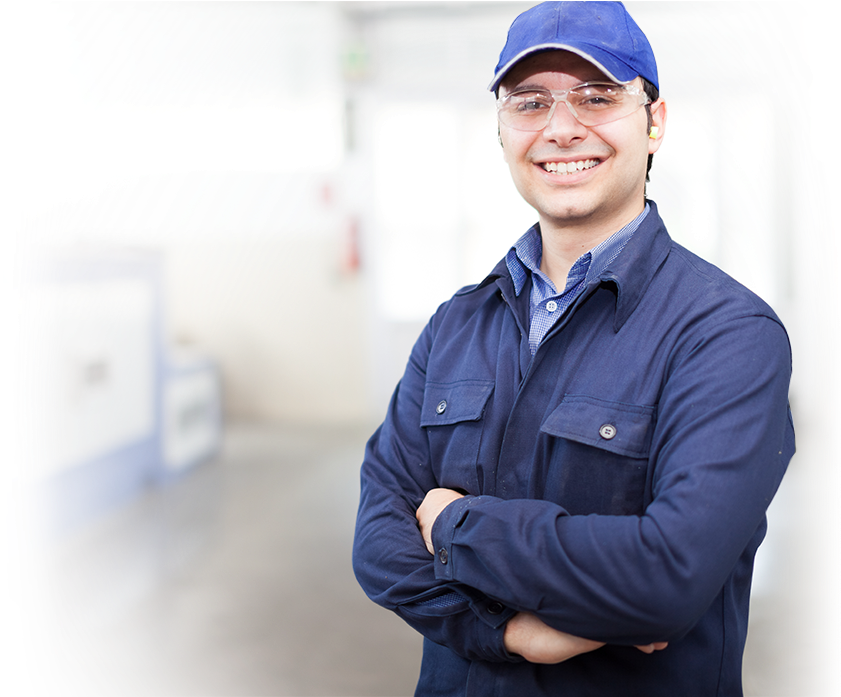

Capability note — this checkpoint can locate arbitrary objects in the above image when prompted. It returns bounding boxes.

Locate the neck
[537,200,646,288]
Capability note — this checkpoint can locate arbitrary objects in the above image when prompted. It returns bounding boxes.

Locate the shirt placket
[529,258,589,353]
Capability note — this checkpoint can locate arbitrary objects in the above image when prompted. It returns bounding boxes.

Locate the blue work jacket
[353,202,795,696]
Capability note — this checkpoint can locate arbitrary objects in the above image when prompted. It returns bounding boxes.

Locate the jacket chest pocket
[539,395,655,515]
[420,379,494,494]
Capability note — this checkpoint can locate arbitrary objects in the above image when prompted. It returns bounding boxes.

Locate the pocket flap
[541,395,655,458]
[421,379,494,427]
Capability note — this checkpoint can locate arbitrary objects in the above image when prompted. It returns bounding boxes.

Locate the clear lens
[497,83,649,131]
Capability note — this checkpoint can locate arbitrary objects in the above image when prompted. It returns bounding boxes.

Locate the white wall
[164,233,365,422]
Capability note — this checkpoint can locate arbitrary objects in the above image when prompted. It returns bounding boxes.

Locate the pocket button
[599,424,617,440]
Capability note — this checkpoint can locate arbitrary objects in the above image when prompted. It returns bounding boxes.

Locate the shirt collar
[505,203,650,297]
[465,201,672,333]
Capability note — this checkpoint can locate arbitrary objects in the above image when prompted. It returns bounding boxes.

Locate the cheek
[499,132,515,164]
[499,128,533,164]
[596,116,648,158]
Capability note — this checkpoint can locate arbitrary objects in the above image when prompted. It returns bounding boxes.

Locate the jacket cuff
[471,606,523,662]
[431,495,478,581]
[429,496,522,662]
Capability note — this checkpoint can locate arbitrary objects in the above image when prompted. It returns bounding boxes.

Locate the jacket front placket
[490,275,612,500]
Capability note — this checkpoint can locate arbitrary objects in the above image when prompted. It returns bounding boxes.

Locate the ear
[648,98,667,154]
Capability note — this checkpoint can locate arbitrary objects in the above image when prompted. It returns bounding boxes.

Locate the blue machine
[15,243,221,554]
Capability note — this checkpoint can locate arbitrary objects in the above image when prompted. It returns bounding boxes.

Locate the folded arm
[356,308,793,654]
[417,488,668,661]
[354,317,665,663]
[426,316,794,644]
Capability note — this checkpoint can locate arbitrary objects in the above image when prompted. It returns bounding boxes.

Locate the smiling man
[353,3,794,696]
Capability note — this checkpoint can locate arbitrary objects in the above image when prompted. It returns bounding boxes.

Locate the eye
[509,91,552,113]
[573,85,624,109]
[577,94,622,109]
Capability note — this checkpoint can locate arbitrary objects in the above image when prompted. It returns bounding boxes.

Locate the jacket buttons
[599,424,617,440]
[487,601,504,615]
[437,548,449,564]
[436,400,447,415]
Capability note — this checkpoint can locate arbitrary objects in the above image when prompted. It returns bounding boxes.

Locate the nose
[542,96,589,146]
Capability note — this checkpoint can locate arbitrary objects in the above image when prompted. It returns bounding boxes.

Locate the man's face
[499,50,665,235]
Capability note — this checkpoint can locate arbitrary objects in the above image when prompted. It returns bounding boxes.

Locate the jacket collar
[596,199,671,332]
[460,200,672,332]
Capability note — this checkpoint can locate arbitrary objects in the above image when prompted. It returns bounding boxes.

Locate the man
[353,2,795,695]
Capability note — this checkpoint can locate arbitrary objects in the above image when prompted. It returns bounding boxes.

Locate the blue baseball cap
[489,1,659,92]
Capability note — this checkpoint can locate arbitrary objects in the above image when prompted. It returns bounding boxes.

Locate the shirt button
[437,548,449,565]
[436,400,447,415]
[599,424,617,440]
[546,300,558,312]
[487,601,504,615]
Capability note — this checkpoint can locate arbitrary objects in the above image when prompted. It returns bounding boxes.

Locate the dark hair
[642,77,659,183]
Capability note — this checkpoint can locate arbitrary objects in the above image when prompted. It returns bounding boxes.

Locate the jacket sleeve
[429,313,795,645]
[352,313,519,662]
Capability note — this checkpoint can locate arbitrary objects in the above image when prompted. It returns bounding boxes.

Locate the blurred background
[1,1,838,695]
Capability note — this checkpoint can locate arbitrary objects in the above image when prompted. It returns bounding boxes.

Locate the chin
[542,201,598,225]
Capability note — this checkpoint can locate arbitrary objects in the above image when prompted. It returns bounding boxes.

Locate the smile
[541,159,600,175]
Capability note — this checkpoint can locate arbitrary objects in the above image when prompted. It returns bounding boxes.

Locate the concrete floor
[29,421,804,696]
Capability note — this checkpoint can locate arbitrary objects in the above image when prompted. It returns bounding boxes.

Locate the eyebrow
[505,79,623,95]
[507,82,550,93]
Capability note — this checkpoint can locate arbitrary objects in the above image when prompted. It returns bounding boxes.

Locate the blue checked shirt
[506,204,650,354]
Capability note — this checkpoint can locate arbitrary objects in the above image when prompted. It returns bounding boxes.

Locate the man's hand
[504,613,668,664]
[504,612,604,664]
[416,488,465,554]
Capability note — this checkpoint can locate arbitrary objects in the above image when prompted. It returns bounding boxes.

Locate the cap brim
[488,43,636,92]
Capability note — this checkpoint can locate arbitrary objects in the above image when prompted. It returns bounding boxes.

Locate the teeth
[543,159,599,174]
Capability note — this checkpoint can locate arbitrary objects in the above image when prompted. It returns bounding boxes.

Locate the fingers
[416,488,465,555]
[634,642,669,654]
[419,527,434,555]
